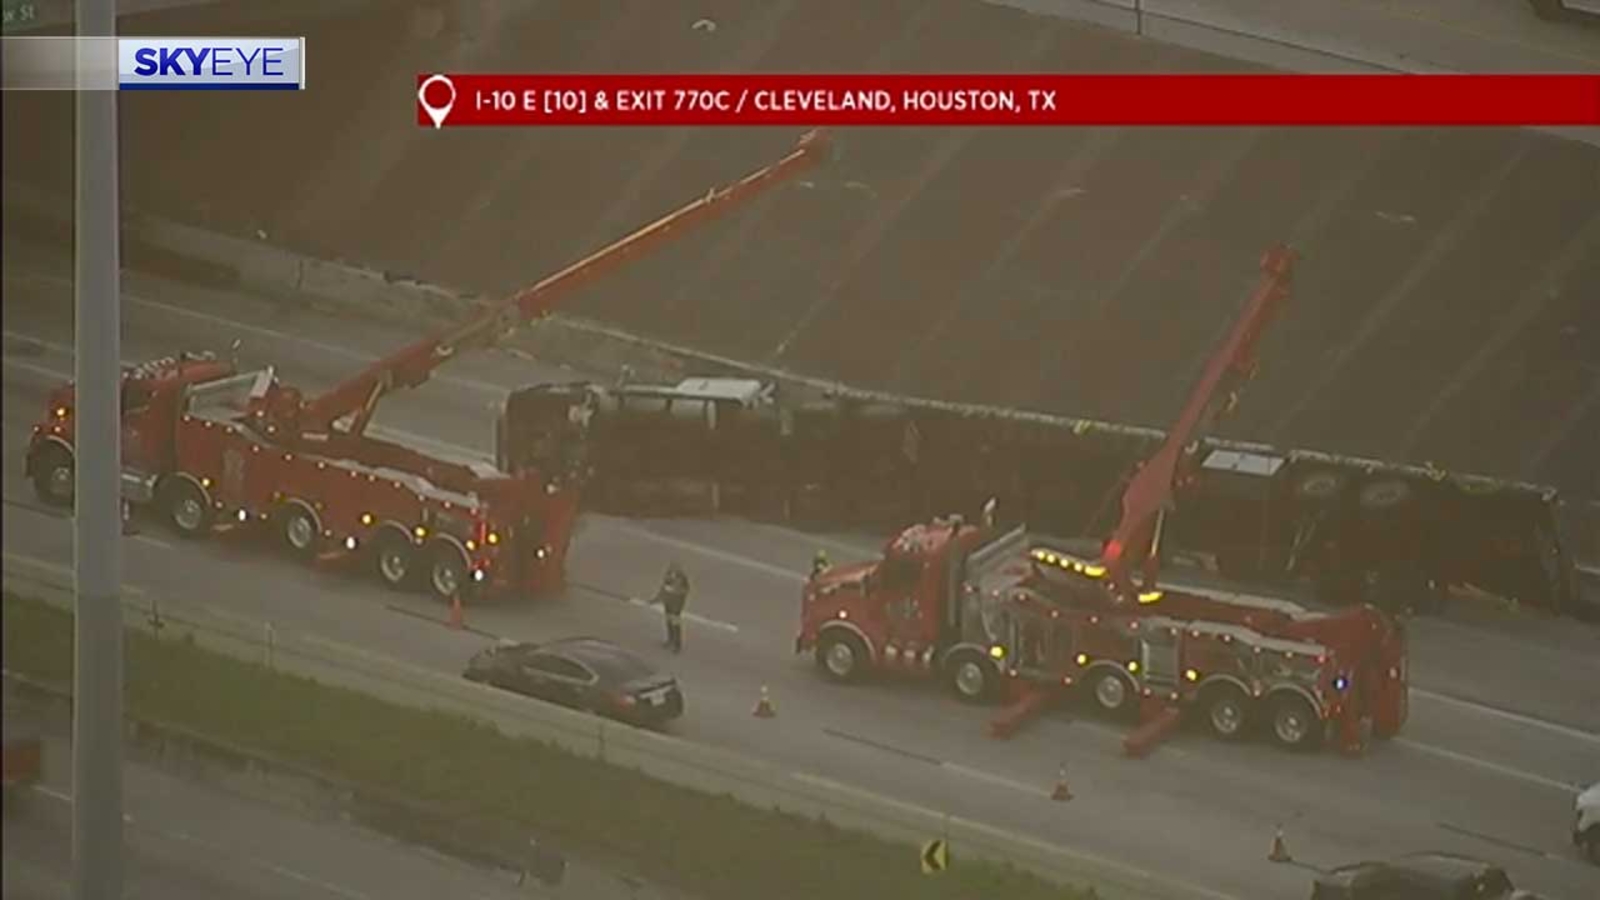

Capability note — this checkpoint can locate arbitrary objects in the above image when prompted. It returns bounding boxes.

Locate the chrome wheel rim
[174,497,204,531]
[1210,699,1243,736]
[286,515,315,550]
[825,641,856,678]
[1095,674,1126,710]
[48,465,73,499]
[380,549,409,584]
[433,561,460,597]
[954,661,987,698]
[1274,707,1309,745]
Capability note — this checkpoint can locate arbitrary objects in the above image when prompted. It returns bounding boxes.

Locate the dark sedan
[1311,852,1544,900]
[464,637,684,726]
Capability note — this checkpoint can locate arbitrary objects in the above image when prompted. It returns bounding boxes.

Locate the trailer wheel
[30,444,75,507]
[1200,685,1252,741]
[161,478,212,538]
[427,543,469,601]
[373,531,415,590]
[277,504,320,557]
[815,631,868,684]
[945,651,999,704]
[1087,668,1136,719]
[1266,693,1323,752]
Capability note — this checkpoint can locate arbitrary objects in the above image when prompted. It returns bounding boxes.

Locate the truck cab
[26,351,238,508]
[796,516,1020,702]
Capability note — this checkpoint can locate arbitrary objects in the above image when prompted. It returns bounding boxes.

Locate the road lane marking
[1409,687,1600,747]
[1435,821,1560,861]
[571,580,742,633]
[941,761,1050,798]
[127,295,502,399]
[605,518,807,583]
[788,771,1243,900]
[822,727,944,766]
[1394,738,1581,795]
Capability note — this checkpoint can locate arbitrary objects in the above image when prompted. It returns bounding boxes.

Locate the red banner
[414,73,1600,128]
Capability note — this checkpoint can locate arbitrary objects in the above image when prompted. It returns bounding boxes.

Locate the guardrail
[1,551,1217,900]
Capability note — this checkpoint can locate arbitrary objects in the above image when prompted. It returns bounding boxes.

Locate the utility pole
[73,1,124,898]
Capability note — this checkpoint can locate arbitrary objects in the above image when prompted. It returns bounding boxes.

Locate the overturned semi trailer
[498,376,1590,620]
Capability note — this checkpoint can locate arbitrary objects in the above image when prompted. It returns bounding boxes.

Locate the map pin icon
[418,74,456,129]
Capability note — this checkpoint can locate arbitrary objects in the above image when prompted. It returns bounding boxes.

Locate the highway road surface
[999,0,1600,73]
[3,244,1598,900]
[1,737,540,900]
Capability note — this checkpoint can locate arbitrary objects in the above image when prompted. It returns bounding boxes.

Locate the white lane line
[1394,738,1582,795]
[133,534,176,551]
[788,771,1243,900]
[1409,688,1600,747]
[1,355,74,381]
[606,519,807,584]
[620,594,740,633]
[127,295,502,399]
[941,761,1048,798]
[154,827,375,900]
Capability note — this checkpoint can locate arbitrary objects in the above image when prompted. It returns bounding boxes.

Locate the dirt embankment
[4,0,1597,494]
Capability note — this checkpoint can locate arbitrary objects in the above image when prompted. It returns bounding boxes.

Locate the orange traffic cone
[448,592,464,630]
[753,685,776,719]
[1268,825,1292,863]
[1050,765,1073,802]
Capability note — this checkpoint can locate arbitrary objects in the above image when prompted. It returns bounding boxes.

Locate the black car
[1310,852,1543,900]
[464,637,684,726]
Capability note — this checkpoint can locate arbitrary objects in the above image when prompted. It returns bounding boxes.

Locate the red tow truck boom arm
[298,129,834,436]
[1100,244,1295,593]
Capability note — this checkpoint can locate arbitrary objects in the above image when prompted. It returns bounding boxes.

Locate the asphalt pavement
[3,249,1598,900]
[1,737,538,900]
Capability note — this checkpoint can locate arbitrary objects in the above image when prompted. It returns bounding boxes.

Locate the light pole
[73,1,125,898]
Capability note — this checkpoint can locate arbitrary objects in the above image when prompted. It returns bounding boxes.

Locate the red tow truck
[24,131,831,601]
[795,247,1409,754]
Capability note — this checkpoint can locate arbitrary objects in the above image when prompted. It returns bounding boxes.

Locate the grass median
[2,591,1100,900]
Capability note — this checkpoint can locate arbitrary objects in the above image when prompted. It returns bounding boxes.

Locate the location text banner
[416,73,1600,128]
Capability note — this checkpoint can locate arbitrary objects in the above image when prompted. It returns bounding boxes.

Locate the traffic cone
[1268,825,1292,863]
[1050,765,1072,802]
[448,592,464,630]
[752,685,776,718]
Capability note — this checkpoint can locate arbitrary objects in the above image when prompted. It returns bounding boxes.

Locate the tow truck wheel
[427,544,469,601]
[373,532,415,590]
[1201,685,1252,741]
[1267,694,1322,752]
[31,445,75,507]
[161,479,212,538]
[1088,669,1135,719]
[278,505,319,557]
[946,652,998,704]
[816,631,867,684]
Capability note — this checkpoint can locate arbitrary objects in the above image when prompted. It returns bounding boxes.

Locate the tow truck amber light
[201,477,213,488]
[1082,564,1106,578]
[1075,653,1090,666]
[465,540,477,551]
[1127,660,1140,673]
[360,513,374,526]
[1184,668,1199,682]
[486,531,500,545]
[413,525,428,539]
[54,407,68,418]
[535,545,549,560]
[1137,590,1163,604]
[988,645,1005,660]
